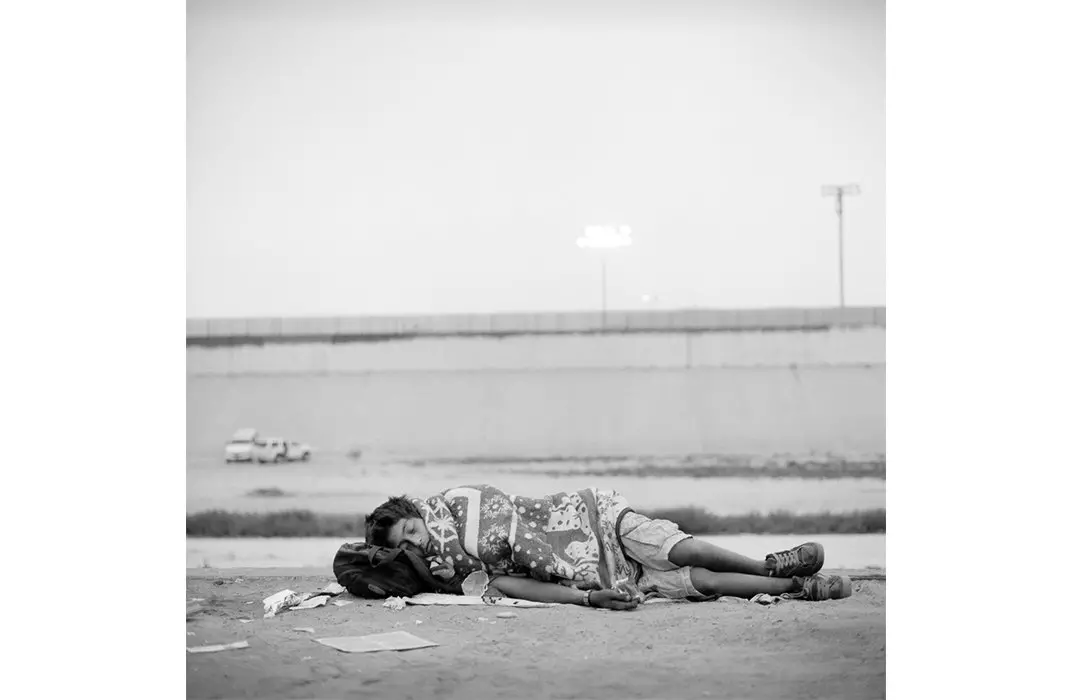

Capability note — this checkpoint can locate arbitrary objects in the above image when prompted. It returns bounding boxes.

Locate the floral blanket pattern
[412,485,636,591]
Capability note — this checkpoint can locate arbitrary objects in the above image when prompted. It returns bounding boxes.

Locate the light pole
[577,225,633,329]
[601,257,608,326]
[821,184,861,308]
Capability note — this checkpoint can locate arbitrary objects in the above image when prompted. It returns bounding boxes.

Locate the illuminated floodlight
[575,224,633,329]
[576,224,633,249]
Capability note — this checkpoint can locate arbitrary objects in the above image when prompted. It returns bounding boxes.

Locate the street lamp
[821,184,861,308]
[576,224,633,329]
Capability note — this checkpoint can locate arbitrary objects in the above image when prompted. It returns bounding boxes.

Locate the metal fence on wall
[187,307,886,344]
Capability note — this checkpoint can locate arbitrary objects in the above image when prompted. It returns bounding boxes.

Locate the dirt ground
[186,568,885,700]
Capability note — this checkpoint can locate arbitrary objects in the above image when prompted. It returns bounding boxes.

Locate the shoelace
[769,549,801,575]
[783,576,820,600]
[802,576,835,600]
[782,578,808,599]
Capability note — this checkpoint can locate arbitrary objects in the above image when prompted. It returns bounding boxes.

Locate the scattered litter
[332,600,353,607]
[238,619,253,624]
[301,656,312,661]
[293,596,329,610]
[293,627,315,633]
[244,601,254,605]
[316,631,438,654]
[233,577,244,584]
[415,620,423,625]
[462,571,490,597]
[264,589,297,608]
[496,612,518,619]
[749,594,787,606]
[187,640,250,654]
[188,598,205,603]
[383,597,406,611]
[318,583,346,596]
[263,589,305,618]
[477,617,489,622]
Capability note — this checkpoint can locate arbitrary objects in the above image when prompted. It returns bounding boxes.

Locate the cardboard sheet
[405,593,554,608]
[315,631,438,653]
[187,640,250,654]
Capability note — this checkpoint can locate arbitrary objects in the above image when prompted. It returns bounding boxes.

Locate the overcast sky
[187,0,884,319]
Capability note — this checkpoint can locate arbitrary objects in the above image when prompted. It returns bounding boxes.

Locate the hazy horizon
[188,0,885,319]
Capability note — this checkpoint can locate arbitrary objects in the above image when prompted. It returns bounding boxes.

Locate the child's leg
[689,568,797,599]
[667,538,769,576]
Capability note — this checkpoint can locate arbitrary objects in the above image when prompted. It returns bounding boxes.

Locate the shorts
[618,511,714,601]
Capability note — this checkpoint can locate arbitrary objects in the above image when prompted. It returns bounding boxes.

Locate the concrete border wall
[187,365,885,459]
[187,328,885,377]
[187,309,885,459]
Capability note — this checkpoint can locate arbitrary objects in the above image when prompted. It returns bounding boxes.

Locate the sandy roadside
[186,568,885,700]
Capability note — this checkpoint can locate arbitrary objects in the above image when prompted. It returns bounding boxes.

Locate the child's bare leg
[689,568,797,599]
[668,538,768,576]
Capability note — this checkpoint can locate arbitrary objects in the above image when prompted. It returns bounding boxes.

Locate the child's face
[386,517,430,554]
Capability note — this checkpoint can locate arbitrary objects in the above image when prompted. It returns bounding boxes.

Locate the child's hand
[613,578,643,603]
[426,555,456,580]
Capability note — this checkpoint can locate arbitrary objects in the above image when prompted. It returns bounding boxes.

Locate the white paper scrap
[294,595,329,610]
[187,640,250,654]
[315,632,438,654]
[263,589,303,618]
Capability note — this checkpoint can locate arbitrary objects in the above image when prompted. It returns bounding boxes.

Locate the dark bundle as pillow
[332,542,463,599]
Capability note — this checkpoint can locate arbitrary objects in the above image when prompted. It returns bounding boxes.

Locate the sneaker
[787,573,853,601]
[765,542,825,578]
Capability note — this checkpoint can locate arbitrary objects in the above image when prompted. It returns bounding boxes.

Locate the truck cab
[224,428,261,463]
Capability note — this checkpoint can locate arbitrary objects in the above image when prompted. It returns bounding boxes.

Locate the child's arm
[488,576,639,610]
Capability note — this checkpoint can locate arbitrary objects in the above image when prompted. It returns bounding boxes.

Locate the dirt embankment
[186,568,886,700]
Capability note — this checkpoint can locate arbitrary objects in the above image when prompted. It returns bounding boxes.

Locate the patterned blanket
[411,485,637,591]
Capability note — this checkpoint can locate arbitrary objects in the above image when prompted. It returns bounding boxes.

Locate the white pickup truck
[224,429,312,463]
